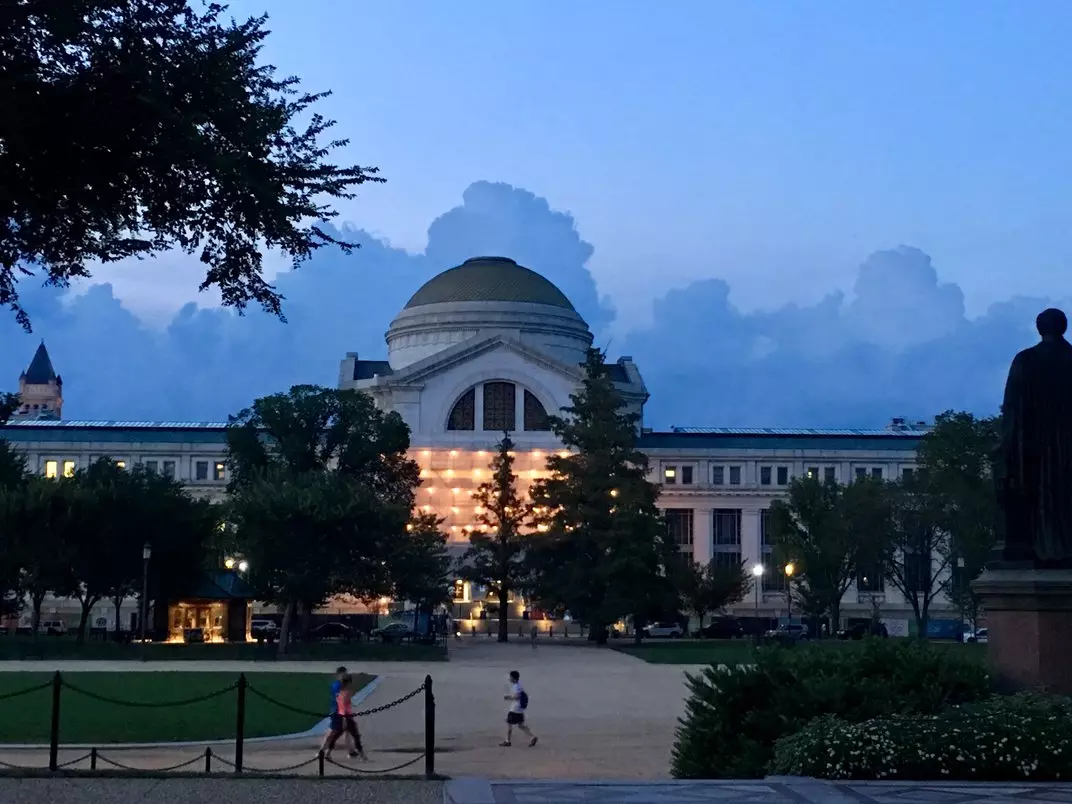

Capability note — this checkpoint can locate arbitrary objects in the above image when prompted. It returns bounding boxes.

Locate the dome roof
[404,257,575,311]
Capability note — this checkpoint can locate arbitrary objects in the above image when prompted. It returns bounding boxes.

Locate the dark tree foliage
[458,432,530,643]
[678,559,752,632]
[393,512,452,636]
[0,0,383,329]
[527,348,677,644]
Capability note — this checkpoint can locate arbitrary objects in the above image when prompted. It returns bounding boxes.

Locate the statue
[997,308,1072,567]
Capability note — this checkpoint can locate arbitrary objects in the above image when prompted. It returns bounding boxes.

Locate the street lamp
[784,562,796,624]
[751,564,765,620]
[140,543,152,642]
[237,560,249,573]
[224,557,235,570]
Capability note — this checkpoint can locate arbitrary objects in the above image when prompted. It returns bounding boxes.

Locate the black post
[318,750,325,777]
[90,747,97,771]
[234,673,247,774]
[424,674,435,779]
[48,671,61,771]
[204,746,212,773]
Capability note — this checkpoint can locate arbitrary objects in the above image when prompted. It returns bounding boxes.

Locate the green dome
[403,257,575,311]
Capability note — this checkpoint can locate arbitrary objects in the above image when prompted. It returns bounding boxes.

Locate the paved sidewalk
[445,778,1072,804]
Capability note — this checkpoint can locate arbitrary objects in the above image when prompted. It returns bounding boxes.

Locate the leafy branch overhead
[0,0,383,330]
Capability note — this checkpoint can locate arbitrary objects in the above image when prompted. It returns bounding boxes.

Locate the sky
[2,1,1070,428]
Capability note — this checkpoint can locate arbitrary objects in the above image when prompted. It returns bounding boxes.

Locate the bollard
[424,675,435,779]
[234,673,247,773]
[48,671,61,771]
[318,749,325,777]
[90,747,97,771]
[204,746,212,773]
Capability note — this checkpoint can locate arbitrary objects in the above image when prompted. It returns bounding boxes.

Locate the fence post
[90,747,97,771]
[204,746,212,773]
[234,673,247,774]
[424,674,435,779]
[318,749,325,777]
[48,671,61,771]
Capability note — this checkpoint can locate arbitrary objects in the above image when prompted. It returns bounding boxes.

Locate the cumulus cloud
[0,180,1056,428]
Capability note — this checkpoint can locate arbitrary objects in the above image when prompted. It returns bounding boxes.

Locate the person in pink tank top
[322,674,367,760]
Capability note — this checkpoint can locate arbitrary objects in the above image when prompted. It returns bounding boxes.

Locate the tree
[226,385,420,645]
[768,475,893,631]
[0,476,78,633]
[678,559,752,632]
[1,0,383,330]
[392,513,451,637]
[527,348,678,644]
[0,393,26,491]
[229,468,398,650]
[916,411,1000,629]
[458,432,530,643]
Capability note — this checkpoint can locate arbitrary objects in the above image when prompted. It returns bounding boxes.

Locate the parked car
[836,622,889,640]
[963,627,988,644]
[309,622,355,642]
[693,617,744,639]
[765,624,809,644]
[643,622,684,638]
[38,620,67,636]
[250,619,279,641]
[371,621,414,643]
[183,627,205,643]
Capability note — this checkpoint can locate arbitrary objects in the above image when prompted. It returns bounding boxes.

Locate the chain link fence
[0,671,436,778]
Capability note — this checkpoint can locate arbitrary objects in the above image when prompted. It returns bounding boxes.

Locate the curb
[0,675,384,751]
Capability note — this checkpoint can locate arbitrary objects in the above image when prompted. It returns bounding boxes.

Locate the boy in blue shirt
[318,666,348,756]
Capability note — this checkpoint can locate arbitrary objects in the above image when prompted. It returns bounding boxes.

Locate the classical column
[692,508,712,566]
[741,508,762,569]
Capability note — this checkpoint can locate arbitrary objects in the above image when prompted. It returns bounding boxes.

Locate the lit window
[446,469,455,478]
[473,469,482,478]
[807,467,818,479]
[422,505,432,513]
[63,461,76,478]
[44,460,58,479]
[664,466,677,484]
[419,469,430,478]
[426,487,436,494]
[452,487,461,495]
[116,461,127,470]
[213,462,226,481]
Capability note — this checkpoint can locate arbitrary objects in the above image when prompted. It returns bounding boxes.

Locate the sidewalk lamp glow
[751,564,765,578]
[784,562,796,578]
[224,557,235,570]
[237,560,249,573]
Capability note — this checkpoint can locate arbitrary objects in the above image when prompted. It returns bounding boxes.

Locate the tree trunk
[278,599,298,656]
[30,591,45,637]
[76,598,95,644]
[112,595,123,640]
[497,587,509,643]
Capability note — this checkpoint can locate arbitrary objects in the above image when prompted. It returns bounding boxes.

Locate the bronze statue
[997,308,1072,567]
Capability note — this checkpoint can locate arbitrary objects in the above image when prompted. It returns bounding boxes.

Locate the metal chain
[0,757,41,770]
[325,752,426,774]
[61,679,237,708]
[0,680,53,702]
[213,753,320,774]
[244,680,425,719]
[55,752,93,769]
[95,752,207,773]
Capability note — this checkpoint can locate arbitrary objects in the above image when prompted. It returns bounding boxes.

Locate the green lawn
[616,638,988,665]
[0,671,374,744]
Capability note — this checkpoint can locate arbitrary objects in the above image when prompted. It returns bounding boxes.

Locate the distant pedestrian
[530,623,538,650]
[500,670,537,747]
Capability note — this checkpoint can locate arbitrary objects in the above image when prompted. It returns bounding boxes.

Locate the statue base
[972,568,1072,694]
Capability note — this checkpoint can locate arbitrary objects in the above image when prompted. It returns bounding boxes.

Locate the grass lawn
[0,671,374,744]
[616,638,989,665]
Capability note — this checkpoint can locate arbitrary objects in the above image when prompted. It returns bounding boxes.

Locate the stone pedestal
[972,568,1072,694]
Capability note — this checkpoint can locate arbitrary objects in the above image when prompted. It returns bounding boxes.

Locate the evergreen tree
[527,348,677,644]
[393,512,452,636]
[458,432,529,643]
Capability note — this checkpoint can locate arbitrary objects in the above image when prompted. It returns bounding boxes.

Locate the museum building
[1,257,946,634]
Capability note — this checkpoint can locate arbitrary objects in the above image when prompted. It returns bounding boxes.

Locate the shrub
[670,639,989,779]
[771,693,1072,781]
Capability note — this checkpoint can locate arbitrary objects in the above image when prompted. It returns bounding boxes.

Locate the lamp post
[140,543,152,642]
[784,562,796,624]
[751,563,765,619]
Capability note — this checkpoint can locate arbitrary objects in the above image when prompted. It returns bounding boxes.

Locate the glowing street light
[751,564,764,617]
[784,563,796,623]
[224,557,236,570]
[237,560,249,573]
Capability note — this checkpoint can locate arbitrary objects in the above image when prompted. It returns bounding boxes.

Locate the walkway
[447,779,1072,804]
[0,640,706,779]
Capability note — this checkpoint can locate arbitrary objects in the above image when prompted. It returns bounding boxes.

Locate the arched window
[482,382,516,431]
[447,388,475,431]
[523,390,550,431]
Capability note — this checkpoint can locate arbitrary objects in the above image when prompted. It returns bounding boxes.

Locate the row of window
[447,382,551,432]
[662,463,911,487]
[42,458,227,482]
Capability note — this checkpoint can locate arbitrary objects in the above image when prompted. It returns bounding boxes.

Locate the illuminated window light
[421,449,431,456]
[422,505,432,512]
[419,469,430,478]
[426,487,436,494]
[537,524,549,532]
[664,468,676,479]
[508,451,516,457]
[558,451,569,459]
[529,469,539,478]
[449,450,458,457]
[451,506,460,514]
[533,450,542,458]
[446,468,455,478]
[451,526,459,532]
[452,487,461,495]
[472,468,482,478]
[116,461,127,470]
[44,461,58,479]
[63,461,75,478]
[477,450,487,457]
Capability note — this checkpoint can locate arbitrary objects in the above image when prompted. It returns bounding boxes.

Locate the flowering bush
[770,693,1072,781]
[670,639,989,779]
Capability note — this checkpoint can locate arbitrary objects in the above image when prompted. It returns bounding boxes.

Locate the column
[741,508,762,569]
[693,508,713,566]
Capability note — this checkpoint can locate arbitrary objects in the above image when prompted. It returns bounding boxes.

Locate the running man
[500,670,537,747]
